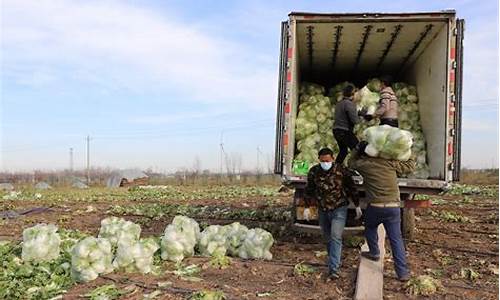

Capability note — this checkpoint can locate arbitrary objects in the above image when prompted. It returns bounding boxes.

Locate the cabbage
[160,215,200,262]
[294,83,337,167]
[98,216,141,246]
[113,237,159,274]
[238,228,274,260]
[71,237,114,282]
[221,222,249,256]
[366,78,382,92]
[197,225,228,257]
[363,125,413,161]
[355,86,379,115]
[22,224,61,262]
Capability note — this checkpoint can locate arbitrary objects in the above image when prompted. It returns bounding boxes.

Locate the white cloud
[1,0,277,108]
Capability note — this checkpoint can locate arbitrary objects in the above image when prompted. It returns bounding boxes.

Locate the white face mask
[320,162,333,171]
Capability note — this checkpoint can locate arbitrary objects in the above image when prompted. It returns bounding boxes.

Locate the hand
[356,141,369,155]
[303,208,311,221]
[363,114,373,121]
[358,108,368,116]
[355,207,362,220]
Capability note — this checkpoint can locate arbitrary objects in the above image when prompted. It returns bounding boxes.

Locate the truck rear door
[452,19,464,181]
[274,21,289,175]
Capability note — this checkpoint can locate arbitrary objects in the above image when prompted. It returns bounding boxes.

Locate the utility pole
[219,131,224,180]
[86,136,90,185]
[69,148,74,172]
[256,146,260,175]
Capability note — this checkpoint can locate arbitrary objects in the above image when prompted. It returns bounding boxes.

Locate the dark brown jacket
[348,149,415,203]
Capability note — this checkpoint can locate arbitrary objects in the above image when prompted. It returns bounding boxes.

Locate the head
[343,84,355,99]
[380,75,393,88]
[318,148,334,171]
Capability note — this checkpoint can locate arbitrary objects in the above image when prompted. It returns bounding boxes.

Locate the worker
[364,75,399,127]
[333,84,367,165]
[348,142,415,282]
[304,147,362,280]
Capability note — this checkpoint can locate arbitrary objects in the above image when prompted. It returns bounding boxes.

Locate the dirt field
[0,184,498,299]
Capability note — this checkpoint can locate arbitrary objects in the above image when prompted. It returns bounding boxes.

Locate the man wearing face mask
[304,148,362,280]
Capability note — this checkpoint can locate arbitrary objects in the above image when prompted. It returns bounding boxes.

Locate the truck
[274,11,464,238]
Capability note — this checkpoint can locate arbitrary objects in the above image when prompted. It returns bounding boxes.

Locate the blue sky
[1,0,498,172]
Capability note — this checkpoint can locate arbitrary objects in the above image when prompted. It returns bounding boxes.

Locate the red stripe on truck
[288,48,293,59]
[450,48,455,60]
[286,71,292,82]
[448,142,453,156]
[285,102,291,113]
[450,70,455,83]
[283,133,289,146]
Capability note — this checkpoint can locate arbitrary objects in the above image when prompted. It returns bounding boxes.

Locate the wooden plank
[354,225,386,300]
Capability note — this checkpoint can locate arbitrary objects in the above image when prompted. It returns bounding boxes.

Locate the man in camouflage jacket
[304,148,361,279]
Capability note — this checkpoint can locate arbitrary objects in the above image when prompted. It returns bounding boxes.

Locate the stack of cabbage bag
[295,83,337,165]
[364,125,413,161]
[393,82,431,179]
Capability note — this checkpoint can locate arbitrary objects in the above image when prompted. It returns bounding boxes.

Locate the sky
[0,0,498,172]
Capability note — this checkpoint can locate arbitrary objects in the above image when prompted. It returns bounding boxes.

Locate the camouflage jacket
[304,163,359,211]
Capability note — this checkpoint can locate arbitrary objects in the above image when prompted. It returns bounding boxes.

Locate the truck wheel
[401,208,415,240]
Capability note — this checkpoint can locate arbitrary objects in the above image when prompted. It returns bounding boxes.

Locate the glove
[356,141,369,155]
[358,108,368,116]
[355,207,362,220]
[303,208,311,221]
[363,114,373,121]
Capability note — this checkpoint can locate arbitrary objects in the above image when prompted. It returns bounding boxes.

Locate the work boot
[361,251,380,261]
[398,274,411,282]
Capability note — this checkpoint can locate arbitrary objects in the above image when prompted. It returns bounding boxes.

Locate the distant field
[460,169,499,185]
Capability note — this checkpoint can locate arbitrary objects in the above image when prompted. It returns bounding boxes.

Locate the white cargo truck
[274,11,464,238]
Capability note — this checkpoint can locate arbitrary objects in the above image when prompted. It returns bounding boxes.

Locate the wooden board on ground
[354,224,386,300]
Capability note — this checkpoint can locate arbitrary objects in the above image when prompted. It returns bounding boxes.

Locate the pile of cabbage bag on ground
[295,79,430,179]
[2,216,274,298]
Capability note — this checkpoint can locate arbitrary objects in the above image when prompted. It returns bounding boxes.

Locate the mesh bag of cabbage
[363,125,413,161]
[160,215,200,262]
[71,237,114,282]
[22,223,61,262]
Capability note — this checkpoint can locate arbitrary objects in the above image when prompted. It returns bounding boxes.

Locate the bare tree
[192,156,201,175]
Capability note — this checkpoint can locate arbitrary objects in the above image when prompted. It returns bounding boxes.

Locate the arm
[391,159,416,177]
[374,98,389,117]
[346,101,360,125]
[303,167,317,207]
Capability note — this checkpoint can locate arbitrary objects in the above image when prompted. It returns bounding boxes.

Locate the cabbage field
[294,79,430,178]
[0,184,498,299]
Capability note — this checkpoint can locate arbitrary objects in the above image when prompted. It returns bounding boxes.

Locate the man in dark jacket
[348,142,415,281]
[304,148,361,279]
[333,85,366,164]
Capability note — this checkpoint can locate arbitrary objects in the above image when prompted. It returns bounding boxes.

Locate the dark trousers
[364,205,409,278]
[380,118,399,127]
[333,129,359,165]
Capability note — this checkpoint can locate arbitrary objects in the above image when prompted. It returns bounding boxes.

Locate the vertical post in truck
[274,11,464,239]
